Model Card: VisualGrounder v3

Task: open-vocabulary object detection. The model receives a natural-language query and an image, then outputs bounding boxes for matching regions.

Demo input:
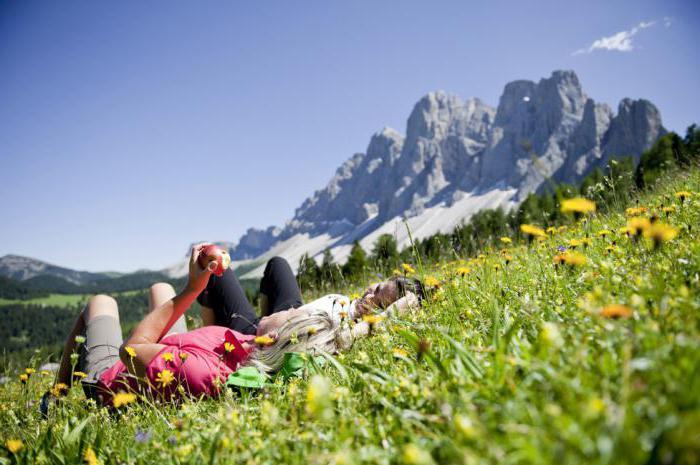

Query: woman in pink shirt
[47,245,423,408]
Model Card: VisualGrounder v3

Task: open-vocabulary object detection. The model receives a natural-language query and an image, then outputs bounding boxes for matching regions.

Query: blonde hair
[245,308,348,374]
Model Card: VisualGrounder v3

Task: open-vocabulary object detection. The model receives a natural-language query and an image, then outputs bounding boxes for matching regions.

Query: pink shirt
[97,326,255,405]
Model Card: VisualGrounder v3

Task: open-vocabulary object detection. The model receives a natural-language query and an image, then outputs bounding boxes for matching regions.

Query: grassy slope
[0,294,88,307]
[1,170,699,464]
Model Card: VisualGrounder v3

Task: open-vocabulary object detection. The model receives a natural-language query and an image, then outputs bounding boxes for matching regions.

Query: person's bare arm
[339,293,420,349]
[120,244,213,375]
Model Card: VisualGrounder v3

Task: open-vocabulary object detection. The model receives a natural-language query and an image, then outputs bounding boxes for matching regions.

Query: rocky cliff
[196,70,665,277]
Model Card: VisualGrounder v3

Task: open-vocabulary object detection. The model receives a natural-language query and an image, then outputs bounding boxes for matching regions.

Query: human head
[245,308,339,374]
[355,277,424,315]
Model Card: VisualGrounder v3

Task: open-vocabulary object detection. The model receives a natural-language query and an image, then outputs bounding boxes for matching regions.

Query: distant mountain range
[3,70,665,284]
[199,70,665,279]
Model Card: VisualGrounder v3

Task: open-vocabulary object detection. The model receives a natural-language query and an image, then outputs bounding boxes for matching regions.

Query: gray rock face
[234,70,665,261]
[229,227,281,260]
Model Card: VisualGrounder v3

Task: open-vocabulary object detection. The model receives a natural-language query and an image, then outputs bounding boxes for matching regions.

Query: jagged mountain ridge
[211,70,664,279]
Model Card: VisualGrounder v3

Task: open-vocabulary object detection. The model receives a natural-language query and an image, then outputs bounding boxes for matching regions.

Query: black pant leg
[259,257,304,314]
[197,268,260,335]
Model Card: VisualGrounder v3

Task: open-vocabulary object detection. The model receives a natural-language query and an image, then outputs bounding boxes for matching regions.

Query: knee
[266,256,289,271]
[86,294,118,320]
[150,282,176,296]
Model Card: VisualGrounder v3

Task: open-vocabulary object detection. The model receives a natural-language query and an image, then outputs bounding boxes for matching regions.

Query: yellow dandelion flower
[179,352,189,362]
[83,446,100,465]
[392,348,409,358]
[499,237,512,244]
[600,304,633,319]
[19,374,28,384]
[627,217,651,236]
[392,268,401,276]
[662,205,676,216]
[50,383,69,397]
[561,197,596,214]
[339,310,348,319]
[362,314,383,326]
[161,352,174,363]
[349,293,361,300]
[625,206,647,216]
[520,224,547,239]
[456,266,471,276]
[401,263,416,274]
[423,276,440,288]
[503,254,513,264]
[25,368,35,376]
[553,252,587,267]
[41,370,50,376]
[674,191,692,202]
[568,238,583,248]
[124,346,136,358]
[73,371,87,379]
[338,299,348,307]
[254,335,275,346]
[546,226,557,234]
[307,326,318,335]
[112,392,137,408]
[155,369,175,388]
[223,342,235,353]
[5,439,23,454]
[643,222,678,247]
[596,229,612,237]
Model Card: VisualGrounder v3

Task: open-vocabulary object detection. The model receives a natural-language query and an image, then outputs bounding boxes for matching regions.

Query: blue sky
[0,0,698,272]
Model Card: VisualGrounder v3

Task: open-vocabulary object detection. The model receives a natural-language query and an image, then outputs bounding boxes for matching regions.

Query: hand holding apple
[196,244,231,277]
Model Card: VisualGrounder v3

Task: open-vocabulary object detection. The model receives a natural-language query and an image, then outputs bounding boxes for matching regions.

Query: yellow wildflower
[662,205,676,216]
[155,369,175,388]
[456,266,471,276]
[50,383,69,397]
[349,292,361,300]
[600,304,633,319]
[625,206,647,216]
[254,335,276,346]
[553,252,587,267]
[392,348,409,358]
[362,314,383,326]
[401,263,416,274]
[5,439,23,454]
[561,197,596,214]
[423,276,440,288]
[124,346,136,358]
[161,352,174,363]
[643,223,678,247]
[520,224,547,239]
[73,371,87,380]
[499,237,512,244]
[25,368,35,376]
[112,392,137,408]
[568,238,583,248]
[546,226,557,234]
[223,342,235,353]
[674,191,692,202]
[19,374,28,384]
[627,217,651,236]
[596,229,612,237]
[179,352,188,362]
[41,370,50,376]
[83,446,100,465]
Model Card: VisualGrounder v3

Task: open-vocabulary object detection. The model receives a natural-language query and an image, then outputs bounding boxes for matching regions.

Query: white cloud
[573,20,661,55]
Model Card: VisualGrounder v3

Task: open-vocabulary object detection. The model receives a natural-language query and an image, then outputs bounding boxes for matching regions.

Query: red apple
[197,244,231,277]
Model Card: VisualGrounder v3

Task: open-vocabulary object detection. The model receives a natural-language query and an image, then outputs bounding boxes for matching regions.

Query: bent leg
[76,295,124,397]
[197,268,259,334]
[149,283,187,337]
[260,256,303,315]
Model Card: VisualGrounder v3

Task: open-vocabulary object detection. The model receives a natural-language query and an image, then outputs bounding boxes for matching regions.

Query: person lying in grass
[48,247,423,408]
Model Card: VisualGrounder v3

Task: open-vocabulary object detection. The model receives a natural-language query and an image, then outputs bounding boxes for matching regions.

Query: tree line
[297,124,700,291]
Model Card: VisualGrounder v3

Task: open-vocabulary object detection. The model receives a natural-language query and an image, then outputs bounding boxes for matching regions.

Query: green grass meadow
[1,170,699,464]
